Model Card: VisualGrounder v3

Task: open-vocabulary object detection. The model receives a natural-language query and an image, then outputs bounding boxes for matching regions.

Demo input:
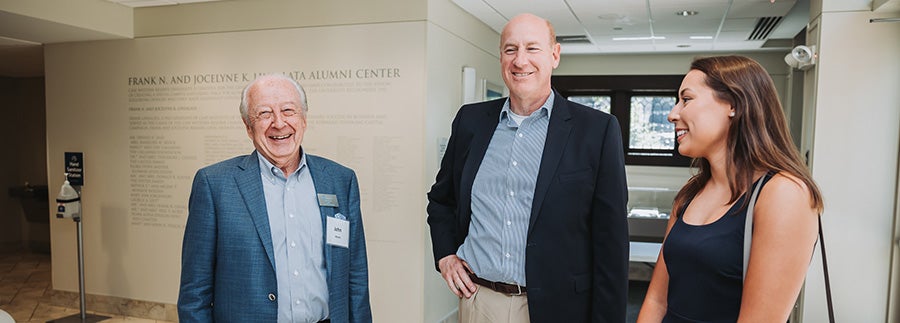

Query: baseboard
[44,289,177,322]
[437,307,458,323]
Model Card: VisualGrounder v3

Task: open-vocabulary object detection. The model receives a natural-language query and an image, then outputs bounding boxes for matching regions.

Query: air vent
[556,35,592,44]
[747,16,783,40]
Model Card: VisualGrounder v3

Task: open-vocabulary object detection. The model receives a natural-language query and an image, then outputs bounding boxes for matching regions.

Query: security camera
[784,45,816,70]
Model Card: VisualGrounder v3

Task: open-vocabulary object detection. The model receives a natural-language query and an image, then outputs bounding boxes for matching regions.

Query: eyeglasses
[251,106,301,122]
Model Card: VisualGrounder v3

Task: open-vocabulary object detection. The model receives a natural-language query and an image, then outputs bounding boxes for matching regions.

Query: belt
[468,273,526,296]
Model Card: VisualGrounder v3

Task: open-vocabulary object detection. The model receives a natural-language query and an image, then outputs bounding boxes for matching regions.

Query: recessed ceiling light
[690,36,713,40]
[676,10,698,17]
[612,36,666,41]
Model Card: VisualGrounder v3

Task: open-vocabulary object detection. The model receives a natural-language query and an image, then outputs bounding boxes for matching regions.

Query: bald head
[498,13,561,113]
[501,13,557,48]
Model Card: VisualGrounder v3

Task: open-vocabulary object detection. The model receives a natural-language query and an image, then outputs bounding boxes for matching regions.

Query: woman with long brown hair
[637,55,823,322]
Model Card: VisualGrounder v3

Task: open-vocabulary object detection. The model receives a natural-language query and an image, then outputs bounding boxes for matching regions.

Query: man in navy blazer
[178,74,371,322]
[427,14,629,322]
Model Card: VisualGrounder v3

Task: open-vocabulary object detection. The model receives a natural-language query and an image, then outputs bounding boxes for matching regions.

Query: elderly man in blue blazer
[178,74,371,323]
[427,14,629,323]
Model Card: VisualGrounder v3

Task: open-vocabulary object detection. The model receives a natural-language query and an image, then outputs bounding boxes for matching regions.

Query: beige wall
[45,22,427,323]
[800,6,900,322]
[0,0,132,39]
[133,0,425,37]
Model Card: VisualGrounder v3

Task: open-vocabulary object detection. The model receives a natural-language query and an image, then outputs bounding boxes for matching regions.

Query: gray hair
[239,73,308,124]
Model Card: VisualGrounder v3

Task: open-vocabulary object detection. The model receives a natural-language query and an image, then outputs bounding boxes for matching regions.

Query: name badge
[317,194,339,207]
[326,214,350,248]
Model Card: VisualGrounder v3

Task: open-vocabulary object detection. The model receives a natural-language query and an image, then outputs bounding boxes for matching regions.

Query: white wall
[423,0,502,321]
[801,5,900,322]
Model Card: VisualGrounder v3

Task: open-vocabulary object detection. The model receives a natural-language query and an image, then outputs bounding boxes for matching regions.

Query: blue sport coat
[178,151,371,323]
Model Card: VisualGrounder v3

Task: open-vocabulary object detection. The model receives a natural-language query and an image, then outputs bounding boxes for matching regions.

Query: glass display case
[627,186,678,242]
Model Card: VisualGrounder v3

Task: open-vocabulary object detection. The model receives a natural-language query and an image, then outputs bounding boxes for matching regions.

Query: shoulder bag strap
[819,215,836,322]
[742,179,765,281]
[743,176,835,321]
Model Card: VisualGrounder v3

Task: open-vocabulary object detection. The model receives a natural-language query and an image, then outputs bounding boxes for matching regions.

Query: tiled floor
[0,251,173,323]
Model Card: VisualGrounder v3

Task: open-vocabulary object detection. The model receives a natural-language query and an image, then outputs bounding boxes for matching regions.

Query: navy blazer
[427,92,629,322]
[178,151,371,323]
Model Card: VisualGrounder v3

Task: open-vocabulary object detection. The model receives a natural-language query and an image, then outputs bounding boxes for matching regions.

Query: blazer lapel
[234,151,277,270]
[529,93,573,235]
[460,103,503,218]
[306,156,334,282]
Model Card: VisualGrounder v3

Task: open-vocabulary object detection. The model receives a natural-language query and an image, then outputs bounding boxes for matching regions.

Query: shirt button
[505,253,511,258]
[517,133,523,138]
[295,300,301,305]
[286,187,291,191]
[509,191,515,197]
[293,270,299,276]
[506,220,511,226]
[289,213,295,218]
[290,241,296,248]
[512,160,518,166]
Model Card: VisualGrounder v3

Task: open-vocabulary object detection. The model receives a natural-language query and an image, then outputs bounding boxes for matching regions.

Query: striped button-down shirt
[258,153,329,323]
[457,94,554,286]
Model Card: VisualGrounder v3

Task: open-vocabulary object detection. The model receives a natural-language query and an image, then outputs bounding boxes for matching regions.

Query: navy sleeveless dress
[662,174,774,322]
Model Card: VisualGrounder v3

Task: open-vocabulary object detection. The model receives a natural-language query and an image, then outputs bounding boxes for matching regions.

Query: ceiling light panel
[650,17,723,33]
[565,0,647,13]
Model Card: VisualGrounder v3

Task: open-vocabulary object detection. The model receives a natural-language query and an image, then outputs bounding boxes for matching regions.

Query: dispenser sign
[65,152,84,186]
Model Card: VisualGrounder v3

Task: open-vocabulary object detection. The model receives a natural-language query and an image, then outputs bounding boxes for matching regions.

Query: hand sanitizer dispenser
[56,174,81,219]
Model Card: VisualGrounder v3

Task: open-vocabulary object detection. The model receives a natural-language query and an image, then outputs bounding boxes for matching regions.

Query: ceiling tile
[452,0,806,54]
[727,0,796,18]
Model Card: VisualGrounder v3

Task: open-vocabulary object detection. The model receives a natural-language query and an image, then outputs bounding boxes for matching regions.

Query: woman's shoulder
[764,172,810,196]
[758,171,816,213]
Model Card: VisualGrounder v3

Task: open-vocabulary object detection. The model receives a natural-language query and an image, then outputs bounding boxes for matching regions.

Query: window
[629,95,676,152]
[554,75,691,167]
[568,95,611,114]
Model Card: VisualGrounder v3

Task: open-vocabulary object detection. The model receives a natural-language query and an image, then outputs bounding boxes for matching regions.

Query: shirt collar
[257,150,306,181]
[499,92,555,123]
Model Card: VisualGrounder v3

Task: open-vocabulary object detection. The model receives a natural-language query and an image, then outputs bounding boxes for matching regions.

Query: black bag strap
[818,216,835,322]
[744,177,835,322]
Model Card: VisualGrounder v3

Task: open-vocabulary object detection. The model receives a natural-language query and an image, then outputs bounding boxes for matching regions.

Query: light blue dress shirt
[457,94,554,286]
[258,153,329,323]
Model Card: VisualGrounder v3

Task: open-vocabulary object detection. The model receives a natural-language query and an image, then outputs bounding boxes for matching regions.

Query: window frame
[553,75,692,167]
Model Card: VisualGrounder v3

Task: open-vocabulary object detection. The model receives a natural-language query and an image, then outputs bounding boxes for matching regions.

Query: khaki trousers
[458,287,530,323]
